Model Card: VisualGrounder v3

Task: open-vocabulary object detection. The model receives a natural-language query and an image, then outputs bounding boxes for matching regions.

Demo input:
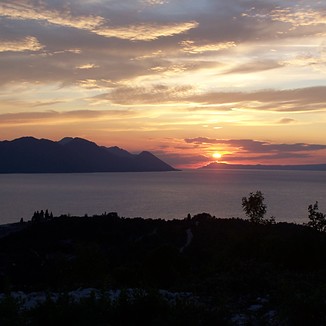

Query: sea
[0,169,325,225]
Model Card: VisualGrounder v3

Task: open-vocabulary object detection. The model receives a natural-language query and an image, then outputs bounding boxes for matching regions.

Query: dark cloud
[185,137,326,154]
[278,118,296,124]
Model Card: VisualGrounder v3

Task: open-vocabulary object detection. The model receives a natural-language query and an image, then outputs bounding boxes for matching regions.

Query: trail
[180,228,193,253]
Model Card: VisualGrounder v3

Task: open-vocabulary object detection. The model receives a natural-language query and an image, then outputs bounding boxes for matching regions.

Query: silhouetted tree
[242,191,275,224]
[31,209,53,223]
[306,201,326,232]
[32,211,42,223]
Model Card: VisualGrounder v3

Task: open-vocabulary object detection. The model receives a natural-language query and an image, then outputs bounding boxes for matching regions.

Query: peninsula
[200,161,326,171]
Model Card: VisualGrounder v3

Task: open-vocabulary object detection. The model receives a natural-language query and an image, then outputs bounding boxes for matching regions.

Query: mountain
[0,137,177,173]
[200,161,326,171]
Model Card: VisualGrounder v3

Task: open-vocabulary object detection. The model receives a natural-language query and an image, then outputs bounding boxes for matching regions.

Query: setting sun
[212,152,222,159]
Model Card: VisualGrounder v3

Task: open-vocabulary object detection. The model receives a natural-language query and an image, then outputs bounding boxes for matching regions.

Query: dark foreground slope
[0,137,177,173]
[1,214,326,325]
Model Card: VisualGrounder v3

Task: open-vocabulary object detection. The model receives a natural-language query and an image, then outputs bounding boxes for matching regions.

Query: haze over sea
[1,169,325,225]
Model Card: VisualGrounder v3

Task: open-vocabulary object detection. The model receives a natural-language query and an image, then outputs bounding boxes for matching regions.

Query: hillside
[1,213,326,325]
[0,137,177,173]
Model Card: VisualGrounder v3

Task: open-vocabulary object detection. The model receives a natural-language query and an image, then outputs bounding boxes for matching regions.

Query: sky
[0,0,326,168]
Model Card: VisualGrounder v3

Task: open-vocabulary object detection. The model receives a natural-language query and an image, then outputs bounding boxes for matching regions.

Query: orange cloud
[0,36,43,52]
[180,40,236,54]
[0,2,105,30]
[96,21,199,41]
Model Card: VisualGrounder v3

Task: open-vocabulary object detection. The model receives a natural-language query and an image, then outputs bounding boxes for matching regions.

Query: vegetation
[305,201,326,232]
[0,194,326,324]
[0,289,228,326]
[242,191,275,224]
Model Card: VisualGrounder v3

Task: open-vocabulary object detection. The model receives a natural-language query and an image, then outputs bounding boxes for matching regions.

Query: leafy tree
[306,201,326,232]
[242,191,275,224]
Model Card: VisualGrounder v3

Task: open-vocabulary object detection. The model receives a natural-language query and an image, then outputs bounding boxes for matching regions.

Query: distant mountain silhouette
[0,137,177,173]
[200,161,326,171]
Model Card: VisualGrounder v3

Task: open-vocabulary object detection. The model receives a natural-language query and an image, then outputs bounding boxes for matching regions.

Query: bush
[306,201,326,232]
[242,191,275,224]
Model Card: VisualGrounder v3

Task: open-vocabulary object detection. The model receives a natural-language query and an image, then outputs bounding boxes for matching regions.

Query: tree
[242,191,275,224]
[306,201,326,232]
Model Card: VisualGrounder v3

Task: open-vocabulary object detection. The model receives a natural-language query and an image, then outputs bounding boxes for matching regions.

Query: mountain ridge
[0,137,177,173]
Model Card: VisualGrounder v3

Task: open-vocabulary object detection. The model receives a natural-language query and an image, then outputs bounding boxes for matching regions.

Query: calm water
[0,169,325,225]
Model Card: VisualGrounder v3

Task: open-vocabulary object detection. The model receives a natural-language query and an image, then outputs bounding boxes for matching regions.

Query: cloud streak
[0,36,44,52]
[270,8,326,28]
[0,109,136,126]
[188,87,326,112]
[96,21,199,41]
[0,2,197,41]
[95,85,326,113]
[185,137,326,153]
[0,2,105,30]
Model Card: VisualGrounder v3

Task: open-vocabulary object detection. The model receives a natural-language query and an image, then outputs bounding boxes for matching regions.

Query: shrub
[242,191,275,224]
[306,201,326,232]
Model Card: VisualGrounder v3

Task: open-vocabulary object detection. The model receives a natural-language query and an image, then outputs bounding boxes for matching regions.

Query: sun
[212,152,222,159]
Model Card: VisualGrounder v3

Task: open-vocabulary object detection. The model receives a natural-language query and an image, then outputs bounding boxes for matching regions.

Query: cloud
[96,21,199,41]
[187,87,326,112]
[0,2,198,41]
[0,1,104,30]
[142,0,169,6]
[270,8,326,28]
[278,118,296,124]
[76,63,99,70]
[157,134,326,167]
[0,109,136,126]
[225,60,283,74]
[185,137,326,162]
[0,36,44,52]
[180,40,236,54]
[282,51,326,74]
[185,137,326,154]
[96,85,326,112]
[95,84,195,105]
[0,2,105,30]
[243,5,326,30]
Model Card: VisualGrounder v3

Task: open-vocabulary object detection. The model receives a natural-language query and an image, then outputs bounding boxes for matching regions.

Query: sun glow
[212,152,222,159]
